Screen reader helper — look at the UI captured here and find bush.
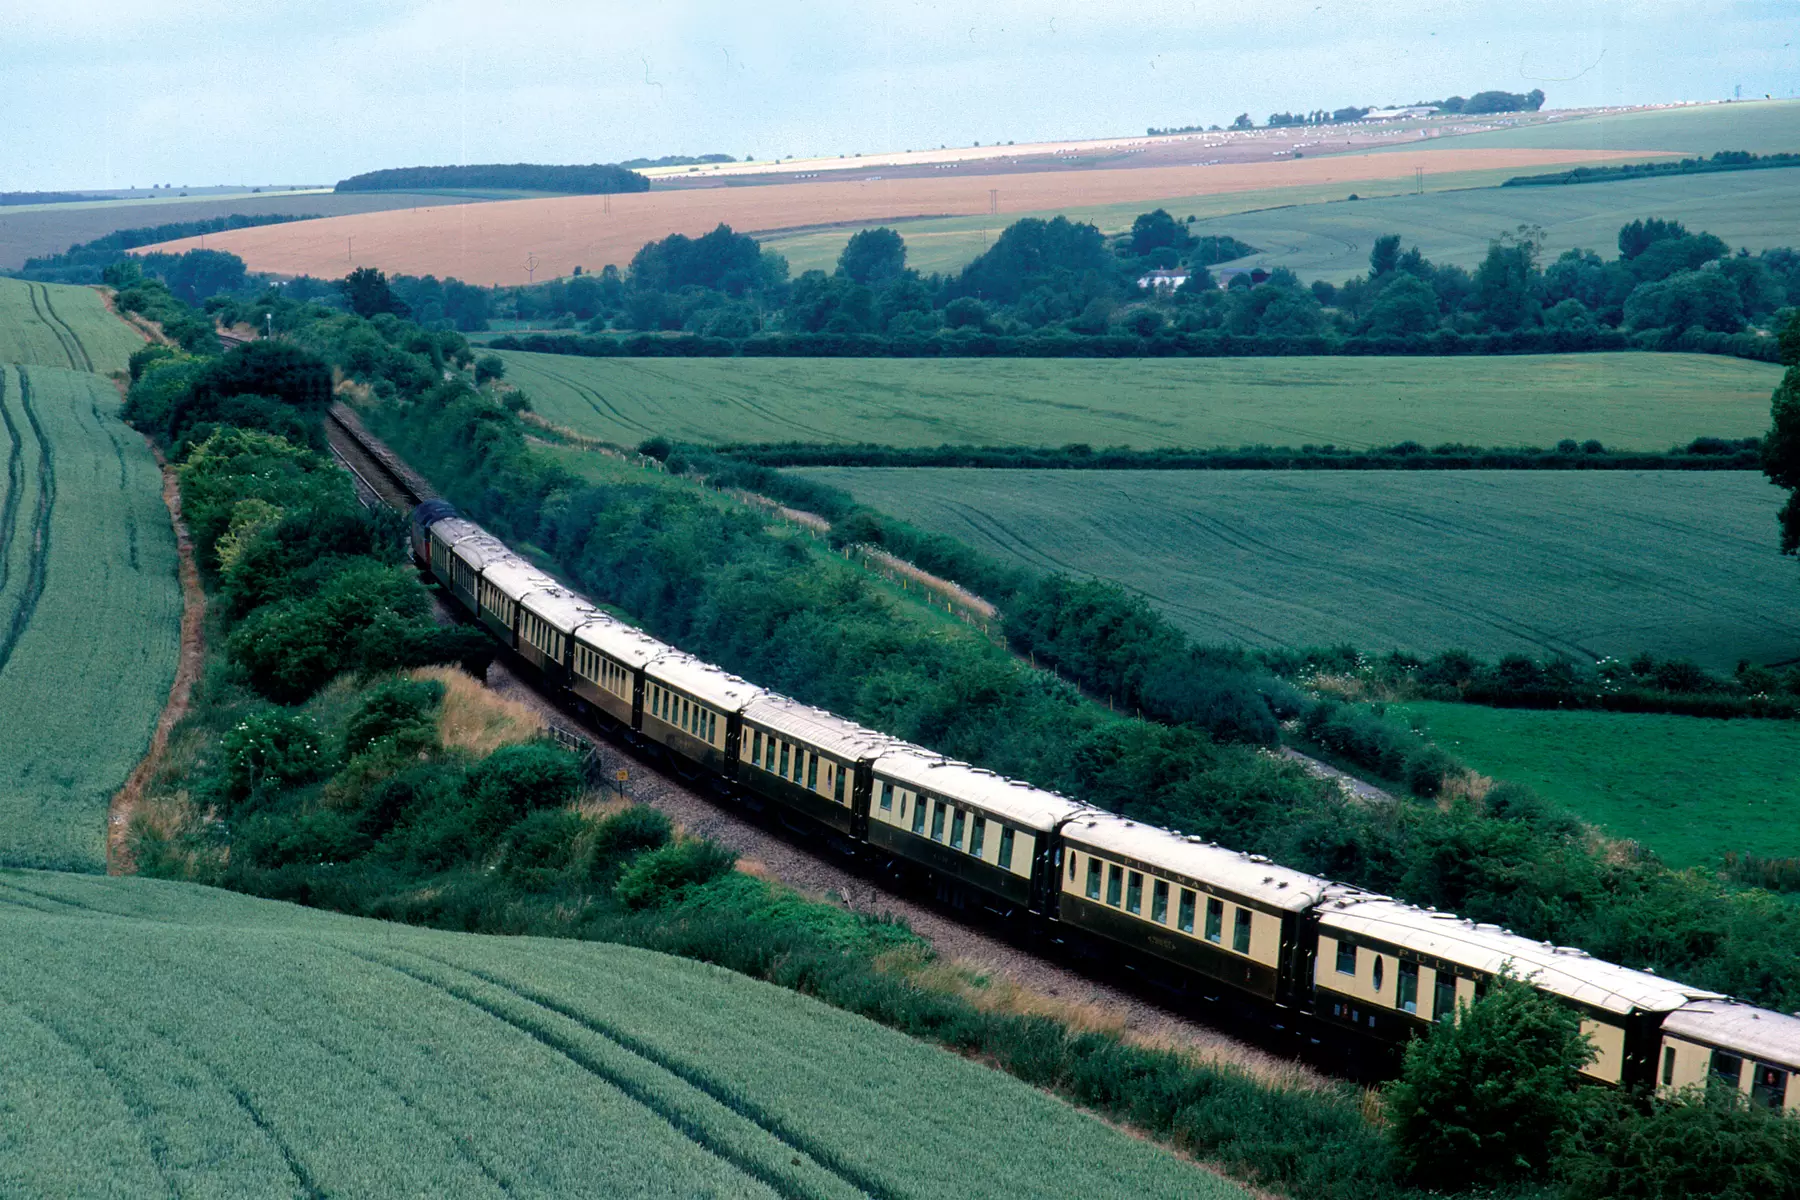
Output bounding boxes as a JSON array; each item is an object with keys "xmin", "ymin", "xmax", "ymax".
[
  {"xmin": 463, "ymin": 742, "xmax": 584, "ymax": 826},
  {"xmin": 588, "ymin": 805, "xmax": 673, "ymax": 875},
  {"xmin": 1559, "ymin": 1085, "xmax": 1800, "ymax": 1200},
  {"xmin": 474, "ymin": 354, "xmax": 506, "ymax": 384},
  {"xmin": 218, "ymin": 710, "xmax": 327, "ymax": 806},
  {"xmin": 498, "ymin": 808, "xmax": 589, "ymax": 888},
  {"xmin": 343, "ymin": 677, "xmax": 444, "ymax": 755},
  {"xmin": 614, "ymin": 839, "xmax": 739, "ymax": 908},
  {"xmin": 1383, "ymin": 974, "xmax": 1593, "ymax": 1188}
]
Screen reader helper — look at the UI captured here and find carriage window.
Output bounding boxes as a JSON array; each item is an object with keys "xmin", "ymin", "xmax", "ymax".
[
  {"xmin": 779, "ymin": 743, "xmax": 790, "ymax": 776},
  {"xmin": 1204, "ymin": 897, "xmax": 1223, "ymax": 943},
  {"xmin": 950, "ymin": 809, "xmax": 966, "ymax": 849},
  {"xmin": 807, "ymin": 755, "xmax": 818, "ymax": 790},
  {"xmin": 709, "ymin": 712, "xmax": 717, "ymax": 743},
  {"xmin": 880, "ymin": 782, "xmax": 893, "ymax": 811},
  {"xmin": 970, "ymin": 816, "xmax": 986, "ymax": 859},
  {"xmin": 1068, "ymin": 851, "xmax": 1078, "ymax": 880},
  {"xmin": 1753, "ymin": 1065, "xmax": 1788, "ymax": 1111},
  {"xmin": 1178, "ymin": 889, "xmax": 1195, "ymax": 934},
  {"xmin": 1433, "ymin": 974, "xmax": 1457, "ymax": 1023},
  {"xmin": 1125, "ymin": 872, "xmax": 1143, "ymax": 915},
  {"xmin": 1151, "ymin": 879, "xmax": 1168, "ymax": 923},
  {"xmin": 1711, "ymin": 1051, "xmax": 1745, "ymax": 1088},
  {"xmin": 998, "ymin": 828, "xmax": 1015, "ymax": 870},
  {"xmin": 1106, "ymin": 865, "xmax": 1123, "ymax": 907},
  {"xmin": 1233, "ymin": 908, "xmax": 1253, "ymax": 954},
  {"xmin": 1336, "ymin": 941, "xmax": 1357, "ymax": 976},
  {"xmin": 752, "ymin": 730, "xmax": 762, "ymax": 764},
  {"xmin": 1398, "ymin": 961, "xmax": 1419, "ymax": 1014},
  {"xmin": 1372, "ymin": 955, "xmax": 1385, "ymax": 993},
  {"xmin": 913, "ymin": 795, "xmax": 928, "ymax": 835},
  {"xmin": 1662, "ymin": 1046, "xmax": 1677, "ymax": 1086},
  {"xmin": 833, "ymin": 766, "xmax": 845, "ymax": 803},
  {"xmin": 1086, "ymin": 859, "xmax": 1102, "ymax": 900},
  {"xmin": 930, "ymin": 802, "xmax": 946, "ymax": 842},
  {"xmin": 794, "ymin": 750, "xmax": 807, "ymax": 784}
]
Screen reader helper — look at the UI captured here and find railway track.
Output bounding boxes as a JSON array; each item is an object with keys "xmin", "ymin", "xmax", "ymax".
[{"xmin": 324, "ymin": 407, "xmax": 1336, "ymax": 1082}]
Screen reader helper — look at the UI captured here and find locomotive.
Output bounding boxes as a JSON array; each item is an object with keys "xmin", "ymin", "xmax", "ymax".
[{"xmin": 412, "ymin": 499, "xmax": 1800, "ymax": 1105}]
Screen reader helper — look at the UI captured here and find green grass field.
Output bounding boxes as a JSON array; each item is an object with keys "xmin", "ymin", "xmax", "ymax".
[
  {"xmin": 761, "ymin": 164, "xmax": 1562, "ymax": 275},
  {"xmin": 1438, "ymin": 100, "xmax": 1800, "ymax": 156},
  {"xmin": 0, "ymin": 277, "xmax": 146, "ymax": 376},
  {"xmin": 1397, "ymin": 701, "xmax": 1800, "ymax": 868},
  {"xmin": 0, "ymin": 365, "xmax": 181, "ymax": 871},
  {"xmin": 500, "ymin": 351, "xmax": 1781, "ymax": 451},
  {"xmin": 1196, "ymin": 166, "xmax": 1800, "ymax": 281},
  {"xmin": 0, "ymin": 869, "xmax": 1236, "ymax": 1200},
  {"xmin": 797, "ymin": 468, "xmax": 1800, "ymax": 670}
]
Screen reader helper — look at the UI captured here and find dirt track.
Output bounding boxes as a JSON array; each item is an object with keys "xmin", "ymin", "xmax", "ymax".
[{"xmin": 141, "ymin": 147, "xmax": 1653, "ymax": 285}]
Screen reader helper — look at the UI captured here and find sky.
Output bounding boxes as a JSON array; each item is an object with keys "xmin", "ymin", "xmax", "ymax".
[{"xmin": 2, "ymin": 0, "xmax": 1794, "ymax": 191}]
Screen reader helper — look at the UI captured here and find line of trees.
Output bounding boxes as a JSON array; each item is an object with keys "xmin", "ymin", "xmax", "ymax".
[
  {"xmin": 333, "ymin": 163, "xmax": 650, "ymax": 194},
  {"xmin": 1506, "ymin": 150, "xmax": 1800, "ymax": 188}
]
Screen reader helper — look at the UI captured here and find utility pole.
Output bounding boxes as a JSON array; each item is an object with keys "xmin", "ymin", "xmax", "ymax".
[
  {"xmin": 1415, "ymin": 166, "xmax": 1423, "ymax": 194},
  {"xmin": 347, "ymin": 236, "xmax": 353, "ymax": 264},
  {"xmin": 526, "ymin": 253, "xmax": 539, "ymax": 284}
]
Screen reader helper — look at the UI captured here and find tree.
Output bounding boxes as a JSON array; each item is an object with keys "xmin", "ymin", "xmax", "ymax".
[
  {"xmin": 474, "ymin": 355, "xmax": 505, "ymax": 385},
  {"xmin": 952, "ymin": 215, "xmax": 1113, "ymax": 306},
  {"xmin": 1369, "ymin": 234, "xmax": 1403, "ymax": 278},
  {"xmin": 1623, "ymin": 270, "xmax": 1745, "ymax": 333},
  {"xmin": 339, "ymin": 267, "xmax": 409, "ymax": 318},
  {"xmin": 836, "ymin": 227, "xmax": 907, "ymax": 286},
  {"xmin": 1620, "ymin": 217, "xmax": 1692, "ymax": 260},
  {"xmin": 157, "ymin": 248, "xmax": 247, "ymax": 305},
  {"xmin": 1126, "ymin": 209, "xmax": 1193, "ymax": 257},
  {"xmin": 1473, "ymin": 230, "xmax": 1544, "ymax": 330},
  {"xmin": 1363, "ymin": 273, "xmax": 1441, "ymax": 336},
  {"xmin": 1230, "ymin": 113, "xmax": 1254, "ymax": 130},
  {"xmin": 1761, "ymin": 311, "xmax": 1800, "ymax": 553},
  {"xmin": 1382, "ymin": 974, "xmax": 1593, "ymax": 1188}
]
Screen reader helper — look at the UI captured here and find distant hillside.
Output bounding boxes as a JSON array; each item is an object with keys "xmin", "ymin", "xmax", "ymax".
[
  {"xmin": 619, "ymin": 154, "xmax": 737, "ymax": 169},
  {"xmin": 335, "ymin": 163, "xmax": 650, "ymax": 194}
]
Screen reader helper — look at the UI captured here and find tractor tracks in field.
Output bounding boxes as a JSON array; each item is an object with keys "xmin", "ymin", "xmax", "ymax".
[
  {"xmin": 25, "ymin": 283, "xmax": 92, "ymax": 374},
  {"xmin": 354, "ymin": 946, "xmax": 884, "ymax": 1200},
  {"xmin": 0, "ymin": 368, "xmax": 56, "ymax": 677}
]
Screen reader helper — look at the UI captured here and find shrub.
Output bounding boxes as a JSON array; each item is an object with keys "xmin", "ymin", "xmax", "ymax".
[
  {"xmin": 1559, "ymin": 1085, "xmax": 1800, "ymax": 1200},
  {"xmin": 343, "ymin": 677, "xmax": 445, "ymax": 755},
  {"xmin": 588, "ymin": 805, "xmax": 673, "ymax": 874},
  {"xmin": 615, "ymin": 840, "xmax": 739, "ymax": 909},
  {"xmin": 463, "ymin": 742, "xmax": 584, "ymax": 824},
  {"xmin": 1383, "ymin": 974, "xmax": 1593, "ymax": 1187},
  {"xmin": 498, "ymin": 808, "xmax": 589, "ymax": 888},
  {"xmin": 218, "ymin": 710, "xmax": 327, "ymax": 806},
  {"xmin": 474, "ymin": 354, "xmax": 506, "ymax": 384}
]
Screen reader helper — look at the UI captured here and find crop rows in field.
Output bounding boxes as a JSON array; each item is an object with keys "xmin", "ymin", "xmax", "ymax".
[
  {"xmin": 1193, "ymin": 165, "xmax": 1800, "ymax": 281},
  {"xmin": 799, "ymin": 468, "xmax": 1800, "ymax": 671},
  {"xmin": 0, "ymin": 870, "xmax": 1232, "ymax": 1200},
  {"xmin": 499, "ymin": 350, "xmax": 1781, "ymax": 452},
  {"xmin": 0, "ymin": 277, "xmax": 146, "ymax": 377},
  {"xmin": 1396, "ymin": 701, "xmax": 1800, "ymax": 868},
  {"xmin": 0, "ymin": 365, "xmax": 180, "ymax": 871}
]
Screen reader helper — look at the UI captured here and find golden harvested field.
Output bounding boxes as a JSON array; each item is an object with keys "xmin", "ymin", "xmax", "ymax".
[{"xmin": 142, "ymin": 148, "xmax": 1652, "ymax": 284}]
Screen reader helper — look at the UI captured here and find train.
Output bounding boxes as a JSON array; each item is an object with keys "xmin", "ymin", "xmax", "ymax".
[{"xmin": 410, "ymin": 498, "xmax": 1800, "ymax": 1106}]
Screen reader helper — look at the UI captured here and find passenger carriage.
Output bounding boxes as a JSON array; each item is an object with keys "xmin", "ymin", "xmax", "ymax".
[
  {"xmin": 514, "ymin": 586, "xmax": 604, "ymax": 689},
  {"xmin": 425, "ymin": 517, "xmax": 510, "ymax": 615},
  {"xmin": 1311, "ymin": 893, "xmax": 1722, "ymax": 1086},
  {"xmin": 1058, "ymin": 813, "xmax": 1330, "ymax": 1005},
  {"xmin": 736, "ymin": 696, "xmax": 896, "ymax": 837},
  {"xmin": 866, "ymin": 748, "xmax": 1085, "ymax": 915},
  {"xmin": 473, "ymin": 558, "xmax": 559, "ymax": 647},
  {"xmin": 570, "ymin": 619, "xmax": 671, "ymax": 731},
  {"xmin": 641, "ymin": 653, "xmax": 762, "ymax": 777},
  {"xmin": 1659, "ymin": 1000, "xmax": 1800, "ymax": 1111}
]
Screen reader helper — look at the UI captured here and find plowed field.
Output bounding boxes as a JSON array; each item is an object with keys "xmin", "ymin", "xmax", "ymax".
[{"xmin": 140, "ymin": 148, "xmax": 1654, "ymax": 284}]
